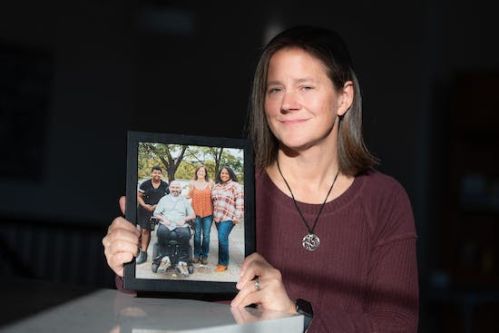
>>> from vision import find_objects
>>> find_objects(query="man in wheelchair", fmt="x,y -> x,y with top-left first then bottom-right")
152,181 -> 196,277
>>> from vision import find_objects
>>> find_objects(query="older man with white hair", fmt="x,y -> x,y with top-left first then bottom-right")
153,181 -> 195,276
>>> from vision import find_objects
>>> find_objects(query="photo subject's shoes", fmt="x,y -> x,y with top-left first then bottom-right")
201,257 -> 208,265
157,256 -> 171,273
192,257 -> 200,264
177,261 -> 189,277
215,264 -> 227,272
136,251 -> 147,265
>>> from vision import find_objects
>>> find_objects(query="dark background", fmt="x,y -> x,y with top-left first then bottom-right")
0,0 -> 498,331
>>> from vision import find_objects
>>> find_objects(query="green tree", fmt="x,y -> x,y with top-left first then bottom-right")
137,144 -> 244,184
139,143 -> 188,182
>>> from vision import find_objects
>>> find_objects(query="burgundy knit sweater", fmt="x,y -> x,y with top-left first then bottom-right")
255,169 -> 418,332
116,169 -> 418,331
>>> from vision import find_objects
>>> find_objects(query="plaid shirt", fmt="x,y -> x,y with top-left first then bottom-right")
212,180 -> 244,223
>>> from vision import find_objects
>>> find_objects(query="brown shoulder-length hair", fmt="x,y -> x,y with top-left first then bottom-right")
193,165 -> 209,181
248,26 -> 378,176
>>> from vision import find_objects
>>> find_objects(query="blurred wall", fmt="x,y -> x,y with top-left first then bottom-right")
0,1 -> 134,223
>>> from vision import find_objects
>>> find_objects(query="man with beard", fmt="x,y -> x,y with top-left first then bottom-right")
153,181 -> 195,276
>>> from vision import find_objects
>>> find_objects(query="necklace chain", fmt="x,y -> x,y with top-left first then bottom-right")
276,160 -> 340,235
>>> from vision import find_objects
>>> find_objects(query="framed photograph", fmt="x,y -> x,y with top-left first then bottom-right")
123,131 -> 255,294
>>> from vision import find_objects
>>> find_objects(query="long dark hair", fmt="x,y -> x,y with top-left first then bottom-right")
248,25 -> 378,176
216,166 -> 238,183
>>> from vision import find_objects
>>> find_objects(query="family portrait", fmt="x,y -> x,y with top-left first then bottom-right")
133,141 -> 246,283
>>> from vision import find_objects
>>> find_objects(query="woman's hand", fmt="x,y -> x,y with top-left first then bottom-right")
145,204 -> 155,212
102,196 -> 140,277
231,253 -> 296,314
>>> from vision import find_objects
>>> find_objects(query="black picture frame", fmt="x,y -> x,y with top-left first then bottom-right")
123,131 -> 255,295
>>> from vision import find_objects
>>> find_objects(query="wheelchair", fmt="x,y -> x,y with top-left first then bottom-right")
150,217 -> 195,276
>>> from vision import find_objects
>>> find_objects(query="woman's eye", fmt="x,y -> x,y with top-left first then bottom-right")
267,87 -> 282,94
301,86 -> 314,91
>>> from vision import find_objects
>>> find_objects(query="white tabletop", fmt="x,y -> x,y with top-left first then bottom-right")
1,289 -> 303,333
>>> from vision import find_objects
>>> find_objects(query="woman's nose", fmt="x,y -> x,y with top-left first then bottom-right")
280,91 -> 300,113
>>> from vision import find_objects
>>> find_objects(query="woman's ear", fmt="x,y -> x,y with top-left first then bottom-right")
337,81 -> 354,117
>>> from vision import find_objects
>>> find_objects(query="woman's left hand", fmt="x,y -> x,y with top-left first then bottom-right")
231,253 -> 296,314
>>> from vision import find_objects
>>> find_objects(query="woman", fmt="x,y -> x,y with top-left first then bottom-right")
103,26 -> 418,332
136,166 -> 169,265
211,166 -> 244,272
187,165 -> 214,265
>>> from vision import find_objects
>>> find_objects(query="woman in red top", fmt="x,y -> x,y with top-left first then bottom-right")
187,165 -> 214,266
103,26 -> 418,332
229,26 -> 418,332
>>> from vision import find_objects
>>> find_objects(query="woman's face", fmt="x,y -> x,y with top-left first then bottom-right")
151,169 -> 162,181
264,47 -> 351,152
220,168 -> 231,183
196,167 -> 206,180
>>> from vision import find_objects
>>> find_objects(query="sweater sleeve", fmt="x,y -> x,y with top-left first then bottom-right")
310,237 -> 418,332
310,177 -> 419,332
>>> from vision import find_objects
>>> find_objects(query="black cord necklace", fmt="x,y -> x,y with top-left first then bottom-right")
276,160 -> 340,251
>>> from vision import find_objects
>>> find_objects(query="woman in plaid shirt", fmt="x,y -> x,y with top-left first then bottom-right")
211,166 -> 244,272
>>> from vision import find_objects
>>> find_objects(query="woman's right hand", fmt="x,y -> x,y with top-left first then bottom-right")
102,196 -> 140,277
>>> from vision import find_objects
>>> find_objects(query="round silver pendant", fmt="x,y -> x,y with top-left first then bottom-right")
302,233 -> 320,251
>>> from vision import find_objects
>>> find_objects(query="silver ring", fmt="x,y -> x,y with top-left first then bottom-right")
254,278 -> 260,291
